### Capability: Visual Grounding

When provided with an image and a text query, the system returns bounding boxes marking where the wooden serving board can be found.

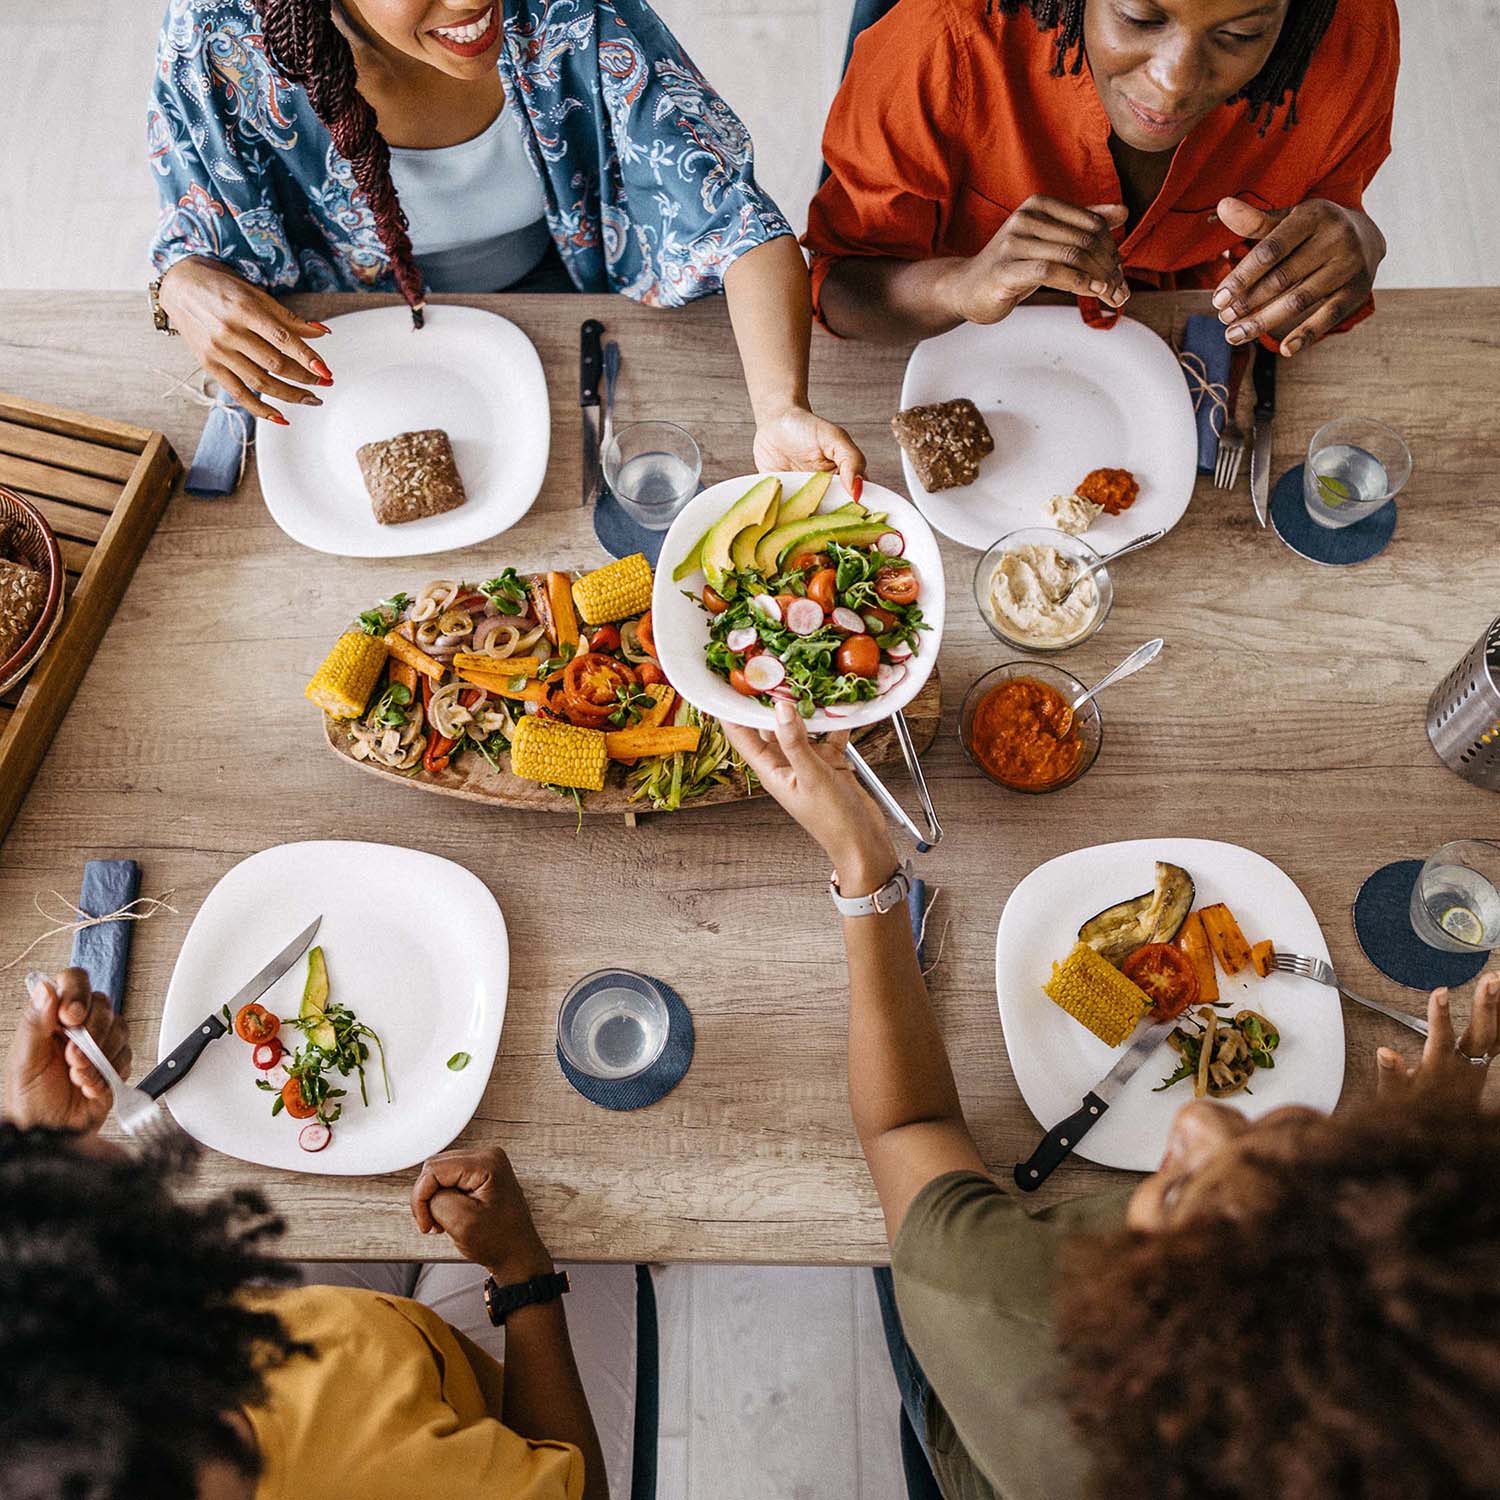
[325,670,943,817]
[0,393,179,845]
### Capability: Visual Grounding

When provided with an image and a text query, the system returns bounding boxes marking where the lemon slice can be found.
[1439,905,1485,946]
[1315,473,1354,507]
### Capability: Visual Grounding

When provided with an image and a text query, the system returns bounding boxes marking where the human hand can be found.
[1374,972,1499,1109]
[753,406,867,499]
[410,1146,554,1280]
[5,969,131,1134]
[946,196,1129,326]
[156,256,333,424]
[722,699,898,897]
[1212,197,1385,356]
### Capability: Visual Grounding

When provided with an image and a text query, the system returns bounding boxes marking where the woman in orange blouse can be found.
[806,0,1397,357]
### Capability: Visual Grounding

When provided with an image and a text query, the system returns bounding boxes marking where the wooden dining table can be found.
[0,287,1496,1263]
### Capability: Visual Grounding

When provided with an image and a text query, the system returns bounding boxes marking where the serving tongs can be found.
[844,710,944,852]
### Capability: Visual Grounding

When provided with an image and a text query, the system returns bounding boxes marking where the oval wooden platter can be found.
[324,670,942,817]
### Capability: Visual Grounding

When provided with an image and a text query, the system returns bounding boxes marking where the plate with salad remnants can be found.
[157,841,507,1174]
[996,838,1344,1172]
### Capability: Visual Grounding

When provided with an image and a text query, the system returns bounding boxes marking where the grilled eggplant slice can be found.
[1079,862,1195,965]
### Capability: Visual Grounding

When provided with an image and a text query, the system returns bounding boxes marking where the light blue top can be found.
[387,105,551,292]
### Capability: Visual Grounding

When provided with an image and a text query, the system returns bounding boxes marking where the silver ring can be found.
[1454,1044,1492,1067]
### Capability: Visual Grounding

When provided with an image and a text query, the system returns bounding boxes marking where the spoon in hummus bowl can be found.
[1053,529,1166,606]
[1058,637,1164,737]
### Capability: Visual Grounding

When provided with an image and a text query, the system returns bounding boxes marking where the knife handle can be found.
[1251,343,1277,421]
[1012,1092,1109,1192]
[580,319,604,405]
[138,1015,226,1099]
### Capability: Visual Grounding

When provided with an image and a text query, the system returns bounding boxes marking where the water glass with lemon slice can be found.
[1409,840,1500,954]
[1303,417,1411,529]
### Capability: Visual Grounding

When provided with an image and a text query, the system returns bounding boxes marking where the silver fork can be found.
[1213,344,1251,490]
[1273,951,1429,1037]
[64,1021,185,1149]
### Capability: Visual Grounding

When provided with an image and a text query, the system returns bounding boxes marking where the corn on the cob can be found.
[509,715,607,791]
[571,553,653,624]
[1044,941,1151,1046]
[305,631,388,718]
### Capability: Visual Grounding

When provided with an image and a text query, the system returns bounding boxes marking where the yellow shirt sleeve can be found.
[244,1285,585,1500]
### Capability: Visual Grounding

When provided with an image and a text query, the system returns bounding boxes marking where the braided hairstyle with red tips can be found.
[261,0,428,327]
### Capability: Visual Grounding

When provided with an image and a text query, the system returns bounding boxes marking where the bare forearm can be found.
[818,255,969,343]
[723,235,812,423]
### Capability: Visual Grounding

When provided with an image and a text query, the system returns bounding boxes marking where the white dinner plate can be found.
[158,841,507,1175]
[995,837,1344,1172]
[256,305,549,557]
[652,473,945,732]
[898,307,1198,551]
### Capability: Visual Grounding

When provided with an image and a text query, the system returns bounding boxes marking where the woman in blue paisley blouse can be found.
[147,0,864,483]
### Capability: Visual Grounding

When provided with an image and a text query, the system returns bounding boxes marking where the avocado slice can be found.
[299,947,337,1051]
[701,477,781,590]
[753,503,870,575]
[777,519,895,567]
[775,471,835,526]
[730,483,785,571]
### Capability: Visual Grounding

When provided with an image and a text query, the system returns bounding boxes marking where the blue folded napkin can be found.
[69,859,141,1013]
[1180,314,1233,473]
[907,877,928,967]
[184,397,254,497]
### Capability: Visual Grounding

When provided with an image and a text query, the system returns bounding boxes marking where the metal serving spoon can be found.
[1054,528,1166,605]
[1058,637,1164,736]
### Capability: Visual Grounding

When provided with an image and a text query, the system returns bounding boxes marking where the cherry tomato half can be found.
[637,611,657,659]
[835,634,881,678]
[729,667,759,698]
[1121,943,1201,1023]
[786,551,830,573]
[281,1075,319,1120]
[862,605,899,633]
[588,623,621,654]
[807,568,837,612]
[874,566,919,605]
[234,1003,280,1045]
[702,586,730,616]
[637,662,667,688]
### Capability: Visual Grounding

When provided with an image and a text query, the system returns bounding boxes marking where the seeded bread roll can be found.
[356,429,468,525]
[0,557,46,662]
[891,398,994,492]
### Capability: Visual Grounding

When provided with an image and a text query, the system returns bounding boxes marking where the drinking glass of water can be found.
[1302,416,1411,530]
[558,969,670,1080]
[1409,839,1500,954]
[603,421,701,531]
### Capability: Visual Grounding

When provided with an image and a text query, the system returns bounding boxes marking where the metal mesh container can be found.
[1427,615,1500,791]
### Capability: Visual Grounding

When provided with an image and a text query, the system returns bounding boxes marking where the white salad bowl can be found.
[652,473,945,732]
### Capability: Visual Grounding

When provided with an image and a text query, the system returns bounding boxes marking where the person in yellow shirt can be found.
[1,969,617,1500]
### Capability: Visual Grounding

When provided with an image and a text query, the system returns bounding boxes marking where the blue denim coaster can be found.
[1270,464,1397,566]
[69,859,141,1013]
[557,976,694,1111]
[593,486,667,566]
[1352,860,1488,991]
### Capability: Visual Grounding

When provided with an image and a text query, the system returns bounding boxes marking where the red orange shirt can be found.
[805,0,1398,326]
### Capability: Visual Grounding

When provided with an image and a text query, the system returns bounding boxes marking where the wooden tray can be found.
[0,392,179,844]
[326,670,943,818]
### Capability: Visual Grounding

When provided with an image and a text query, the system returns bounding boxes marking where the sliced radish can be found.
[876,663,907,695]
[767,685,798,703]
[822,702,857,718]
[876,530,905,556]
[298,1122,331,1153]
[252,1039,284,1071]
[784,598,825,636]
[886,640,914,661]
[751,593,782,624]
[830,606,866,635]
[744,655,787,691]
[726,626,759,653]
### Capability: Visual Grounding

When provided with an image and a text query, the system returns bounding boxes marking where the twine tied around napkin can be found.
[157,367,256,496]
[3,890,178,973]
[1178,350,1231,441]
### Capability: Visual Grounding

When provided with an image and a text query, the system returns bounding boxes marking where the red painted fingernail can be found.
[309,322,332,334]
[311,358,333,381]
[318,376,334,387]
[266,411,290,427]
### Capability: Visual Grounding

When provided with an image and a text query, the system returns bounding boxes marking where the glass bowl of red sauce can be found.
[959,662,1102,794]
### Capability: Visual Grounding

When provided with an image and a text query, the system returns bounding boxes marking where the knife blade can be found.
[1248,343,1277,528]
[580,318,604,509]
[1013,1015,1180,1191]
[138,914,322,1100]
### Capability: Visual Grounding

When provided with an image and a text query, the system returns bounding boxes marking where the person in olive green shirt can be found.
[726,704,1500,1500]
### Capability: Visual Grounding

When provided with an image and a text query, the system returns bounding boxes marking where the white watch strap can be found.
[829,861,912,917]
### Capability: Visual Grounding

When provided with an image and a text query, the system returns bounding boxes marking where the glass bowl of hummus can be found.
[973,528,1112,652]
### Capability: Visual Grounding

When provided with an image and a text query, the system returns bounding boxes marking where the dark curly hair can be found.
[0,1126,311,1500]
[989,0,1339,130]
[1057,1101,1500,1500]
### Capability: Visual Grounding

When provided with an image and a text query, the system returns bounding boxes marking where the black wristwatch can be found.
[483,1270,571,1327]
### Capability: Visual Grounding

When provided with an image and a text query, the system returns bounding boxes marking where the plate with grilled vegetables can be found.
[306,551,940,817]
[995,838,1344,1171]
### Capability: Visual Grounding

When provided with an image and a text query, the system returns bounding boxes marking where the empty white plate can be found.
[158,841,507,1175]
[256,304,549,557]
[898,307,1198,551]
[995,838,1345,1172]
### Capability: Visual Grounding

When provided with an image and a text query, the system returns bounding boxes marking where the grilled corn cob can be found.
[572,553,653,624]
[305,631,388,719]
[510,715,607,791]
[1044,941,1151,1046]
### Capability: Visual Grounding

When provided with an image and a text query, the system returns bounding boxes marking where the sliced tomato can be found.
[563,652,636,722]
[637,611,656,659]
[786,552,830,572]
[281,1075,319,1120]
[637,661,667,688]
[702,586,730,616]
[588,623,621,654]
[234,1003,279,1045]
[862,605,899,632]
[806,568,837,612]
[835,634,881,678]
[1122,943,1201,1022]
[874,566,919,605]
[729,667,758,698]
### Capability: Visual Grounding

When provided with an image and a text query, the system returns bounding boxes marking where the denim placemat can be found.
[1352,860,1488,991]
[557,977,694,1110]
[1270,464,1396,566]
[69,859,141,1013]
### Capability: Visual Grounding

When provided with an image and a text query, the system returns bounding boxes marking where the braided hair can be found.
[988,0,1339,130]
[261,0,428,326]
[0,1126,309,1500]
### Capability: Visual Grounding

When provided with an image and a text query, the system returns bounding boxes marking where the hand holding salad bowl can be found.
[652,472,945,731]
